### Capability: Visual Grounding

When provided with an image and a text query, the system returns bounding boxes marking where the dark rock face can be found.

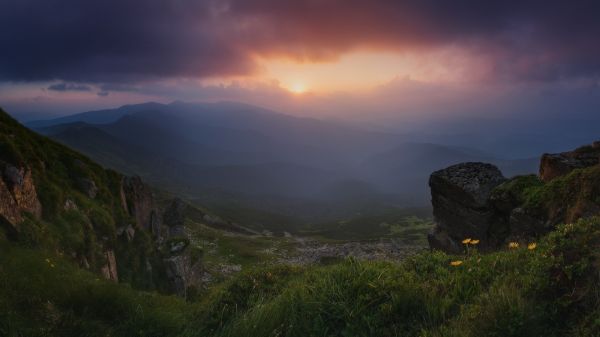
[164,253,202,297]
[429,142,600,253]
[121,176,159,231]
[100,250,119,282]
[118,183,203,296]
[77,178,98,199]
[116,224,136,241]
[540,142,600,182]
[0,164,42,234]
[507,207,547,239]
[164,198,187,237]
[428,162,506,252]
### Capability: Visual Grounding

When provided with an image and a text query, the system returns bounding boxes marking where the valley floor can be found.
[186,218,430,289]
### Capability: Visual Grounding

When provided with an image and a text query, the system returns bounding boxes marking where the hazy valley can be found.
[2,1,600,335]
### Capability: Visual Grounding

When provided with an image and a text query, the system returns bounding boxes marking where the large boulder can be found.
[539,142,600,182]
[163,253,202,298]
[428,162,506,252]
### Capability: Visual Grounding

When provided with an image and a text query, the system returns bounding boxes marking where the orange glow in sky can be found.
[256,49,477,94]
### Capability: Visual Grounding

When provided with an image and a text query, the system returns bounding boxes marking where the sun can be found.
[289,82,307,94]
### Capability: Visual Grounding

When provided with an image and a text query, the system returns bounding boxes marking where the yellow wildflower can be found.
[508,242,519,249]
[528,243,537,250]
[469,239,480,245]
[450,260,463,266]
[462,238,472,244]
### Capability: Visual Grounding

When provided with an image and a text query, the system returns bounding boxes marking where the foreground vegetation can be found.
[2,216,598,337]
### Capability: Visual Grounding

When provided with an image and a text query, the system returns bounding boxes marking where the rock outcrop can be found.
[162,248,203,297]
[539,142,600,182]
[0,164,42,234]
[77,178,98,199]
[163,198,187,237]
[164,253,202,297]
[429,142,600,253]
[100,250,119,282]
[428,162,506,252]
[120,176,162,236]
[0,108,204,297]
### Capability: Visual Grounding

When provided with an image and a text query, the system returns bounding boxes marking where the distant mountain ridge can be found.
[31,101,538,224]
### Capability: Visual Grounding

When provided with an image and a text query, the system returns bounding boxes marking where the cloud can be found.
[0,0,255,82]
[47,82,92,92]
[99,83,140,93]
[1,0,599,83]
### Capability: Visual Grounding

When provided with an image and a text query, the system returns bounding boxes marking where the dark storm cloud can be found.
[225,0,600,81]
[0,0,255,82]
[47,82,92,92]
[1,0,599,83]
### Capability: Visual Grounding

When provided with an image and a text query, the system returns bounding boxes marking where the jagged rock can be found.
[116,224,136,241]
[77,178,98,198]
[121,176,160,233]
[0,180,21,228]
[0,165,42,233]
[100,250,118,282]
[64,199,78,211]
[4,165,24,187]
[79,256,90,269]
[170,240,187,253]
[163,254,202,297]
[428,162,506,252]
[164,198,186,227]
[540,142,600,182]
[164,198,187,237]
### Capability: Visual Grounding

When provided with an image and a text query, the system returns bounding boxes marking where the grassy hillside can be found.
[492,164,600,225]
[2,106,599,336]
[2,216,598,336]
[0,108,166,290]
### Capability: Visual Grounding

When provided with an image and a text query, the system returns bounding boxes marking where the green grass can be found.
[193,217,600,337]
[303,207,433,242]
[2,217,598,336]
[0,244,190,337]
[2,107,599,336]
[186,221,298,284]
[495,166,600,225]
[0,108,171,290]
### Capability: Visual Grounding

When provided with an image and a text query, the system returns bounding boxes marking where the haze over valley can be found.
[25,100,544,232]
[2,1,600,336]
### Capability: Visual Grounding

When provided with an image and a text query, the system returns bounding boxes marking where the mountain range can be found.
[30,101,538,225]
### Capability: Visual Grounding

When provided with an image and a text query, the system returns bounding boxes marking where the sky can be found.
[1,0,600,127]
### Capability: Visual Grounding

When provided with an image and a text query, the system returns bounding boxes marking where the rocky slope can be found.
[0,108,202,295]
[429,141,600,252]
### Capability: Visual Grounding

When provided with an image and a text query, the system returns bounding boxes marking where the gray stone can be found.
[428,162,506,252]
[77,178,98,199]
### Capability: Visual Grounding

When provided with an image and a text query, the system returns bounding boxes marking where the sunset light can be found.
[289,82,307,94]
[2,1,600,335]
